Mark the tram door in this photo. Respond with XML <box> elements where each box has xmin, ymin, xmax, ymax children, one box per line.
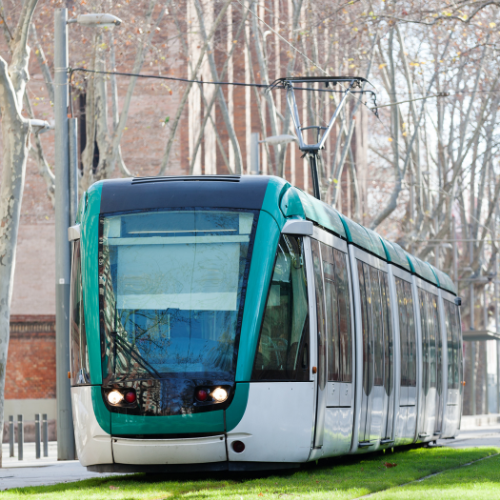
<box><xmin>394</xmin><ymin>274</ymin><xmax>418</xmax><ymax>444</ymax></box>
<box><xmin>310</xmin><ymin>236</ymin><xmax>355</xmax><ymax>456</ymax></box>
<box><xmin>417</xmin><ymin>284</ymin><xmax>441</xmax><ymax>440</ymax></box>
<box><xmin>356</xmin><ymin>254</ymin><xmax>394</xmax><ymax>447</ymax></box>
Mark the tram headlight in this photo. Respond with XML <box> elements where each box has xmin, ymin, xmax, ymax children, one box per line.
<box><xmin>107</xmin><ymin>390</ymin><xmax>124</xmax><ymax>405</ymax></box>
<box><xmin>211</xmin><ymin>387</ymin><xmax>228</xmax><ymax>403</ymax></box>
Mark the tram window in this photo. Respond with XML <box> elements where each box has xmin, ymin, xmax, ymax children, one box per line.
<box><xmin>312</xmin><ymin>240</ymin><xmax>327</xmax><ymax>390</ymax></box>
<box><xmin>381</xmin><ymin>273</ymin><xmax>393</xmax><ymax>395</ymax></box>
<box><xmin>396</xmin><ymin>278</ymin><xmax>417</xmax><ymax>387</ymax></box>
<box><xmin>369</xmin><ymin>266</ymin><xmax>384</xmax><ymax>387</ymax></box>
<box><xmin>358</xmin><ymin>261</ymin><xmax>372</xmax><ymax>395</ymax></box>
<box><xmin>444</xmin><ymin>300</ymin><xmax>460</xmax><ymax>390</ymax></box>
<box><xmin>428</xmin><ymin>293</ymin><xmax>439</xmax><ymax>389</ymax></box>
<box><xmin>70</xmin><ymin>240</ymin><xmax>90</xmax><ymax>385</ymax></box>
<box><xmin>358</xmin><ymin>261</ymin><xmax>387</xmax><ymax>390</ymax></box>
<box><xmin>334</xmin><ymin>249</ymin><xmax>352</xmax><ymax>383</ymax></box>
<box><xmin>420</xmin><ymin>289</ymin><xmax>440</xmax><ymax>395</ymax></box>
<box><xmin>100</xmin><ymin>209</ymin><xmax>257</xmax><ymax>383</ymax></box>
<box><xmin>321</xmin><ymin>244</ymin><xmax>339</xmax><ymax>382</ymax></box>
<box><xmin>251</xmin><ymin>235</ymin><xmax>309</xmax><ymax>381</ymax></box>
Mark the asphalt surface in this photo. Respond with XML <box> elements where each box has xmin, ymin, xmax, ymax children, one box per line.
<box><xmin>2</xmin><ymin>427</ymin><xmax>500</xmax><ymax>491</ymax></box>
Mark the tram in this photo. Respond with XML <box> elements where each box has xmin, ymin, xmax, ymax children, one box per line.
<box><xmin>68</xmin><ymin>175</ymin><xmax>462</xmax><ymax>472</ymax></box>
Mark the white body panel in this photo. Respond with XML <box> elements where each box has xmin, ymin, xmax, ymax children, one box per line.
<box><xmin>112</xmin><ymin>435</ymin><xmax>227</xmax><ymax>465</ymax></box>
<box><xmin>71</xmin><ymin>386</ymin><xmax>113</xmax><ymax>467</ymax></box>
<box><xmin>227</xmin><ymin>382</ymin><xmax>315</xmax><ymax>462</ymax></box>
<box><xmin>323</xmin><ymin>407</ymin><xmax>354</xmax><ymax>456</ymax></box>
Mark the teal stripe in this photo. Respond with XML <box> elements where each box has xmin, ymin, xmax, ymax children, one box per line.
<box><xmin>82</xmin><ymin>182</ymin><xmax>103</xmax><ymax>385</ymax></box>
<box><xmin>235</xmin><ymin>211</ymin><xmax>280</xmax><ymax>382</ymax></box>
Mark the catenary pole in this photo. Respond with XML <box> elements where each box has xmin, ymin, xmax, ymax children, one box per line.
<box><xmin>54</xmin><ymin>7</ymin><xmax>75</xmax><ymax>460</ymax></box>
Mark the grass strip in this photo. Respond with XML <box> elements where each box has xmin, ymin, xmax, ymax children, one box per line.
<box><xmin>368</xmin><ymin>451</ymin><xmax>500</xmax><ymax>499</ymax></box>
<box><xmin>0</xmin><ymin>447</ymin><xmax>497</xmax><ymax>500</ymax></box>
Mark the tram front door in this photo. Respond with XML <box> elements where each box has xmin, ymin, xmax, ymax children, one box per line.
<box><xmin>355</xmin><ymin>253</ymin><xmax>395</xmax><ymax>448</ymax></box>
<box><xmin>310</xmin><ymin>235</ymin><xmax>355</xmax><ymax>457</ymax></box>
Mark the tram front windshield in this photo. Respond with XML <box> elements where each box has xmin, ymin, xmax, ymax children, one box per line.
<box><xmin>100</xmin><ymin>209</ymin><xmax>256</xmax><ymax>383</ymax></box>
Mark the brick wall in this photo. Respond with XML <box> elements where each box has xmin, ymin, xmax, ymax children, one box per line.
<box><xmin>5</xmin><ymin>315</ymin><xmax>56</xmax><ymax>400</ymax></box>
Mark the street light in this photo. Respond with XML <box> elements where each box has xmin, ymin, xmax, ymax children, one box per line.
<box><xmin>68</xmin><ymin>13</ymin><xmax>122</xmax><ymax>27</ymax></box>
<box><xmin>54</xmin><ymin>7</ymin><xmax>121</xmax><ymax>461</ymax></box>
<box><xmin>249</xmin><ymin>133</ymin><xmax>298</xmax><ymax>175</ymax></box>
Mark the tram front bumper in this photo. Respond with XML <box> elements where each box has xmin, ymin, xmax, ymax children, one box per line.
<box><xmin>111</xmin><ymin>435</ymin><xmax>227</xmax><ymax>465</ymax></box>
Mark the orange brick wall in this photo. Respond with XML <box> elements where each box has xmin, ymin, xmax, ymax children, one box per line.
<box><xmin>5</xmin><ymin>316</ymin><xmax>56</xmax><ymax>400</ymax></box>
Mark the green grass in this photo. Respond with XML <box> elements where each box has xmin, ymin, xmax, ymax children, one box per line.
<box><xmin>1</xmin><ymin>447</ymin><xmax>498</xmax><ymax>500</ymax></box>
<box><xmin>371</xmin><ymin>451</ymin><xmax>500</xmax><ymax>499</ymax></box>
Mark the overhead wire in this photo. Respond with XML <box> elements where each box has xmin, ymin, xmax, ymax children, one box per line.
<box><xmin>68</xmin><ymin>67</ymin><xmax>379</xmax><ymax>118</ymax></box>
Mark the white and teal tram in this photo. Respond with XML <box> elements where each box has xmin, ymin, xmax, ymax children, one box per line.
<box><xmin>68</xmin><ymin>175</ymin><xmax>462</xmax><ymax>472</ymax></box>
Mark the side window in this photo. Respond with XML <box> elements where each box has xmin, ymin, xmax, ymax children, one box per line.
<box><xmin>70</xmin><ymin>241</ymin><xmax>90</xmax><ymax>385</ymax></box>
<box><xmin>322</xmin><ymin>244</ymin><xmax>340</xmax><ymax>381</ymax></box>
<box><xmin>358</xmin><ymin>261</ymin><xmax>372</xmax><ymax>395</ymax></box>
<box><xmin>369</xmin><ymin>266</ymin><xmax>384</xmax><ymax>387</ymax></box>
<box><xmin>252</xmin><ymin>235</ymin><xmax>309</xmax><ymax>381</ymax></box>
<box><xmin>444</xmin><ymin>300</ymin><xmax>461</xmax><ymax>390</ymax></box>
<box><xmin>358</xmin><ymin>260</ymin><xmax>388</xmax><ymax>391</ymax></box>
<box><xmin>311</xmin><ymin>240</ymin><xmax>327</xmax><ymax>390</ymax></box>
<box><xmin>334</xmin><ymin>249</ymin><xmax>352</xmax><ymax>383</ymax></box>
<box><xmin>381</xmin><ymin>273</ymin><xmax>393</xmax><ymax>395</ymax></box>
<box><xmin>396</xmin><ymin>278</ymin><xmax>417</xmax><ymax>387</ymax></box>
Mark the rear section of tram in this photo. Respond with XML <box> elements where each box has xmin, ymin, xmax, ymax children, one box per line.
<box><xmin>69</xmin><ymin>175</ymin><xmax>462</xmax><ymax>472</ymax></box>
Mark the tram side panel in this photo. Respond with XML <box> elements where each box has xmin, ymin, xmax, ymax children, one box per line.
<box><xmin>227</xmin><ymin>234</ymin><xmax>316</xmax><ymax>463</ymax></box>
<box><xmin>69</xmin><ymin>239</ymin><xmax>113</xmax><ymax>466</ymax></box>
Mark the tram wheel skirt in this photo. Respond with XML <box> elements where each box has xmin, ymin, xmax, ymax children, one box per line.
<box><xmin>87</xmin><ymin>461</ymin><xmax>301</xmax><ymax>473</ymax></box>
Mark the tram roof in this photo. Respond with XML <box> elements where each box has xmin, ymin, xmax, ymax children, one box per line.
<box><xmin>294</xmin><ymin>185</ymin><xmax>455</xmax><ymax>294</ymax></box>
<box><xmin>99</xmin><ymin>175</ymin><xmax>271</xmax><ymax>213</ymax></box>
<box><xmin>95</xmin><ymin>175</ymin><xmax>456</xmax><ymax>294</ymax></box>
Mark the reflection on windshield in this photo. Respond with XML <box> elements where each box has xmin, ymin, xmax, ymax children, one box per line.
<box><xmin>99</xmin><ymin>209</ymin><xmax>256</xmax><ymax>385</ymax></box>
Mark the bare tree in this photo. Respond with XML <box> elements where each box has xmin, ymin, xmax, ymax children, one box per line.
<box><xmin>0</xmin><ymin>0</ymin><xmax>40</xmax><ymax>468</ymax></box>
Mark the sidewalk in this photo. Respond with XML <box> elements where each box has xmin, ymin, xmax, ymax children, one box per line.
<box><xmin>1</xmin><ymin>442</ymin><xmax>129</xmax><ymax>490</ymax></box>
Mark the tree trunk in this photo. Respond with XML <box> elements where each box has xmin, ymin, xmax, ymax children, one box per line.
<box><xmin>0</xmin><ymin>59</ymin><xmax>31</xmax><ymax>468</ymax></box>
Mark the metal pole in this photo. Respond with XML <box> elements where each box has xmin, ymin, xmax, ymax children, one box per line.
<box><xmin>42</xmin><ymin>414</ymin><xmax>48</xmax><ymax>457</ymax></box>
<box><xmin>470</xmin><ymin>234</ymin><xmax>476</xmax><ymax>415</ymax></box>
<box><xmin>17</xmin><ymin>415</ymin><xmax>23</xmax><ymax>461</ymax></box>
<box><xmin>9</xmin><ymin>415</ymin><xmax>14</xmax><ymax>457</ymax></box>
<box><xmin>54</xmin><ymin>7</ymin><xmax>75</xmax><ymax>461</ymax></box>
<box><xmin>453</xmin><ymin>217</ymin><xmax>458</xmax><ymax>290</ymax></box>
<box><xmin>250</xmin><ymin>133</ymin><xmax>260</xmax><ymax>175</ymax></box>
<box><xmin>69</xmin><ymin>117</ymin><xmax>79</xmax><ymax>225</ymax></box>
<box><xmin>493</xmin><ymin>204</ymin><xmax>500</xmax><ymax>414</ymax></box>
<box><xmin>484</xmin><ymin>287</ymin><xmax>489</xmax><ymax>414</ymax></box>
<box><xmin>35</xmin><ymin>414</ymin><xmax>41</xmax><ymax>459</ymax></box>
<box><xmin>309</xmin><ymin>154</ymin><xmax>321</xmax><ymax>200</ymax></box>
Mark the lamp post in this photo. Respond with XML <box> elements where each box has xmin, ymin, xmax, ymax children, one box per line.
<box><xmin>250</xmin><ymin>134</ymin><xmax>297</xmax><ymax>176</ymax></box>
<box><xmin>54</xmin><ymin>8</ymin><xmax>121</xmax><ymax>461</ymax></box>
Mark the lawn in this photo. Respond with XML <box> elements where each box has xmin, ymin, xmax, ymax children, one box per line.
<box><xmin>1</xmin><ymin>447</ymin><xmax>498</xmax><ymax>500</ymax></box>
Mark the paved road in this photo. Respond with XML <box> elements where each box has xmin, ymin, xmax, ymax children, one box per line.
<box><xmin>436</xmin><ymin>425</ymin><xmax>500</xmax><ymax>448</ymax></box>
<box><xmin>0</xmin><ymin>442</ymin><xmax>129</xmax><ymax>491</ymax></box>
<box><xmin>2</xmin><ymin>427</ymin><xmax>500</xmax><ymax>491</ymax></box>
